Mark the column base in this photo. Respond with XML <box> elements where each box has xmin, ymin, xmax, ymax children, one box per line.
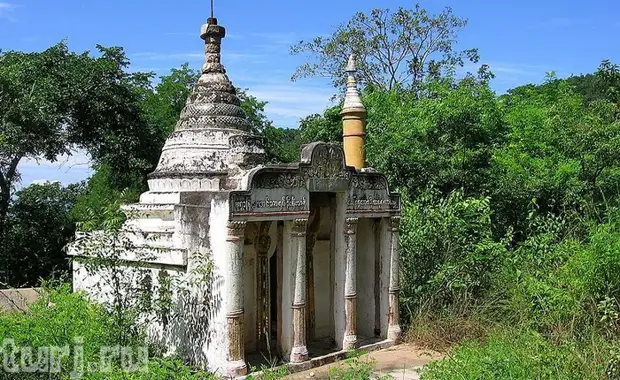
<box><xmin>227</xmin><ymin>360</ymin><xmax>247</xmax><ymax>377</ymax></box>
<box><xmin>387</xmin><ymin>325</ymin><xmax>402</xmax><ymax>343</ymax></box>
<box><xmin>343</xmin><ymin>334</ymin><xmax>358</xmax><ymax>350</ymax></box>
<box><xmin>290</xmin><ymin>345</ymin><xmax>309</xmax><ymax>363</ymax></box>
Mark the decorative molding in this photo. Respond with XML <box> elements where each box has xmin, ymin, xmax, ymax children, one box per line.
<box><xmin>228</xmin><ymin>142</ymin><xmax>401</xmax><ymax>218</ymax></box>
<box><xmin>345</xmin><ymin>217</ymin><xmax>359</xmax><ymax>235</ymax></box>
<box><xmin>292</xmin><ymin>218</ymin><xmax>308</xmax><ymax>236</ymax></box>
<box><xmin>303</xmin><ymin>144</ymin><xmax>349</xmax><ymax>181</ymax></box>
<box><xmin>350</xmin><ymin>174</ymin><xmax>388</xmax><ymax>190</ymax></box>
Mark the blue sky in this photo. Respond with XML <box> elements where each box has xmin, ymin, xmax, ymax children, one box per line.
<box><xmin>1</xmin><ymin>0</ymin><xmax>618</xmax><ymax>187</ymax></box>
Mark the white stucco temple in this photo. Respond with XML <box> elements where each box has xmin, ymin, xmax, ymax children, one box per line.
<box><xmin>70</xmin><ymin>15</ymin><xmax>401</xmax><ymax>378</ymax></box>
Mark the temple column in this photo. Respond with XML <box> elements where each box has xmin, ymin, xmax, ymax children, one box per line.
<box><xmin>254</xmin><ymin>222</ymin><xmax>272</xmax><ymax>352</ymax></box>
<box><xmin>387</xmin><ymin>216</ymin><xmax>402</xmax><ymax>342</ymax></box>
<box><xmin>226</xmin><ymin>221</ymin><xmax>247</xmax><ymax>377</ymax></box>
<box><xmin>343</xmin><ymin>217</ymin><xmax>359</xmax><ymax>349</ymax></box>
<box><xmin>290</xmin><ymin>218</ymin><xmax>309</xmax><ymax>363</ymax></box>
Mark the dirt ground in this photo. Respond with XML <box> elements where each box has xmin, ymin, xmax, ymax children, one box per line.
<box><xmin>288</xmin><ymin>344</ymin><xmax>443</xmax><ymax>379</ymax></box>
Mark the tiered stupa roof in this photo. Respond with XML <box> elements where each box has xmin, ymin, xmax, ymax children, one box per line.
<box><xmin>148</xmin><ymin>17</ymin><xmax>264</xmax><ymax>192</ymax></box>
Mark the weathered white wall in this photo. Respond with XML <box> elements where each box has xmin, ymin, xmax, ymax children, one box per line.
<box><xmin>356</xmin><ymin>218</ymin><xmax>376</xmax><ymax>338</ymax></box>
<box><xmin>202</xmin><ymin>197</ymin><xmax>230</xmax><ymax>374</ymax></box>
<box><xmin>72</xmin><ymin>260</ymin><xmax>186</xmax><ymax>356</ymax></box>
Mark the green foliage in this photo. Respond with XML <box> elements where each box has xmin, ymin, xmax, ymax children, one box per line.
<box><xmin>261</xmin><ymin>125</ymin><xmax>301</xmax><ymax>163</ymax></box>
<box><xmin>298</xmin><ymin>106</ymin><xmax>342</xmax><ymax>145</ymax></box>
<box><xmin>72</xmin><ymin>165</ymin><xmax>136</xmax><ymax>231</ymax></box>
<box><xmin>0</xmin><ymin>41</ymin><xmax>158</xmax><ymax>245</ymax></box>
<box><xmin>245</xmin><ymin>365</ymin><xmax>289</xmax><ymax>380</ymax></box>
<box><xmin>366</xmin><ymin>80</ymin><xmax>505</xmax><ymax>197</ymax></box>
<box><xmin>327</xmin><ymin>358</ymin><xmax>388</xmax><ymax>380</ymax></box>
<box><xmin>0</xmin><ymin>285</ymin><xmax>215</xmax><ymax>379</ymax></box>
<box><xmin>494</xmin><ymin>211</ymin><xmax>620</xmax><ymax>338</ymax></box>
<box><xmin>381</xmin><ymin>60</ymin><xmax>620</xmax><ymax>377</ymax></box>
<box><xmin>400</xmin><ymin>189</ymin><xmax>508</xmax><ymax>319</ymax></box>
<box><xmin>0</xmin><ymin>183</ymin><xmax>84</xmax><ymax>287</ymax></box>
<box><xmin>140</xmin><ymin>63</ymin><xmax>200</xmax><ymax>139</ymax></box>
<box><xmin>492</xmin><ymin>76</ymin><xmax>620</xmax><ymax>237</ymax></box>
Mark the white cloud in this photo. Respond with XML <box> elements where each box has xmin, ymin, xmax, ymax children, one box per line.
<box><xmin>244</xmin><ymin>83</ymin><xmax>336</xmax><ymax>127</ymax></box>
<box><xmin>17</xmin><ymin>151</ymin><xmax>93</xmax><ymax>188</ymax></box>
<box><xmin>19</xmin><ymin>150</ymin><xmax>91</xmax><ymax>170</ymax></box>
<box><xmin>131</xmin><ymin>52</ymin><xmax>204</xmax><ymax>61</ymax></box>
<box><xmin>130</xmin><ymin>51</ymin><xmax>268</xmax><ymax>64</ymax></box>
<box><xmin>0</xmin><ymin>1</ymin><xmax>17</xmax><ymax>21</ymax></box>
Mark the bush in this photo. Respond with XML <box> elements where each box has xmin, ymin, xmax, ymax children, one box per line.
<box><xmin>493</xmin><ymin>211</ymin><xmax>620</xmax><ymax>340</ymax></box>
<box><xmin>0</xmin><ymin>284</ymin><xmax>210</xmax><ymax>379</ymax></box>
<box><xmin>399</xmin><ymin>189</ymin><xmax>509</xmax><ymax>320</ymax></box>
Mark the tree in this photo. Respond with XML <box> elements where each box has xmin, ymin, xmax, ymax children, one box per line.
<box><xmin>365</xmin><ymin>79</ymin><xmax>505</xmax><ymax>198</ymax></box>
<box><xmin>492</xmin><ymin>72</ymin><xmax>620</xmax><ymax>238</ymax></box>
<box><xmin>291</xmin><ymin>4</ymin><xmax>478</xmax><ymax>91</ymax></box>
<box><xmin>140</xmin><ymin>63</ymin><xmax>200</xmax><ymax>140</ymax></box>
<box><xmin>261</xmin><ymin>125</ymin><xmax>301</xmax><ymax>163</ymax></box>
<box><xmin>298</xmin><ymin>105</ymin><xmax>343</xmax><ymax>145</ymax></box>
<box><xmin>0</xmin><ymin>42</ymin><xmax>157</xmax><ymax>240</ymax></box>
<box><xmin>1</xmin><ymin>182</ymin><xmax>84</xmax><ymax>287</ymax></box>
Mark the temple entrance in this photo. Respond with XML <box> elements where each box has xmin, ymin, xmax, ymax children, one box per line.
<box><xmin>246</xmin><ymin>220</ymin><xmax>281</xmax><ymax>368</ymax></box>
<box><xmin>355</xmin><ymin>218</ymin><xmax>383</xmax><ymax>346</ymax></box>
<box><xmin>306</xmin><ymin>192</ymin><xmax>337</xmax><ymax>356</ymax></box>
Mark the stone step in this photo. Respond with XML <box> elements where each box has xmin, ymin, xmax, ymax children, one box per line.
<box><xmin>121</xmin><ymin>203</ymin><xmax>176</xmax><ymax>220</ymax></box>
<box><xmin>124</xmin><ymin>229</ymin><xmax>176</xmax><ymax>248</ymax></box>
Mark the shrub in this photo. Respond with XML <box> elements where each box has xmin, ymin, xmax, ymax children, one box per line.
<box><xmin>0</xmin><ymin>284</ymin><xmax>210</xmax><ymax>379</ymax></box>
<box><xmin>399</xmin><ymin>189</ymin><xmax>509</xmax><ymax>320</ymax></box>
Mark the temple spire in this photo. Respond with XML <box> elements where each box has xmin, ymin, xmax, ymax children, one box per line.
<box><xmin>341</xmin><ymin>53</ymin><xmax>367</xmax><ymax>171</ymax></box>
<box><xmin>343</xmin><ymin>54</ymin><xmax>365</xmax><ymax>112</ymax></box>
<box><xmin>200</xmin><ymin>16</ymin><xmax>226</xmax><ymax>73</ymax></box>
<box><xmin>148</xmin><ymin>14</ymin><xmax>263</xmax><ymax>186</ymax></box>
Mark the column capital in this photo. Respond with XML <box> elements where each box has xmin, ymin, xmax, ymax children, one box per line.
<box><xmin>388</xmin><ymin>216</ymin><xmax>401</xmax><ymax>231</ymax></box>
<box><xmin>345</xmin><ymin>217</ymin><xmax>359</xmax><ymax>235</ymax></box>
<box><xmin>227</xmin><ymin>220</ymin><xmax>247</xmax><ymax>238</ymax></box>
<box><xmin>292</xmin><ymin>218</ymin><xmax>308</xmax><ymax>235</ymax></box>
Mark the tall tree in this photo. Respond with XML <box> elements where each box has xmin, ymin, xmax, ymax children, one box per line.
<box><xmin>0</xmin><ymin>42</ymin><xmax>156</xmax><ymax>239</ymax></box>
<box><xmin>291</xmin><ymin>4</ymin><xmax>478</xmax><ymax>91</ymax></box>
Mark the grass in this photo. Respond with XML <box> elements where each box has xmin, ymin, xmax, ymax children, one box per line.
<box><xmin>420</xmin><ymin>328</ymin><xmax>612</xmax><ymax>380</ymax></box>
<box><xmin>405</xmin><ymin>312</ymin><xmax>492</xmax><ymax>352</ymax></box>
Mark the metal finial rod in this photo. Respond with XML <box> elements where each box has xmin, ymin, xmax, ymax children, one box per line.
<box><xmin>210</xmin><ymin>0</ymin><xmax>214</xmax><ymax>18</ymax></box>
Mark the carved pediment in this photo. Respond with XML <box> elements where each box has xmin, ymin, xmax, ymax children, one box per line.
<box><xmin>230</xmin><ymin>142</ymin><xmax>400</xmax><ymax>219</ymax></box>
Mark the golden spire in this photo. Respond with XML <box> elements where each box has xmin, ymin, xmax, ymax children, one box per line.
<box><xmin>341</xmin><ymin>54</ymin><xmax>367</xmax><ymax>170</ymax></box>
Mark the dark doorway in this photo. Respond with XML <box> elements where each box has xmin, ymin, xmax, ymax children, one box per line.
<box><xmin>307</xmin><ymin>192</ymin><xmax>337</xmax><ymax>357</ymax></box>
